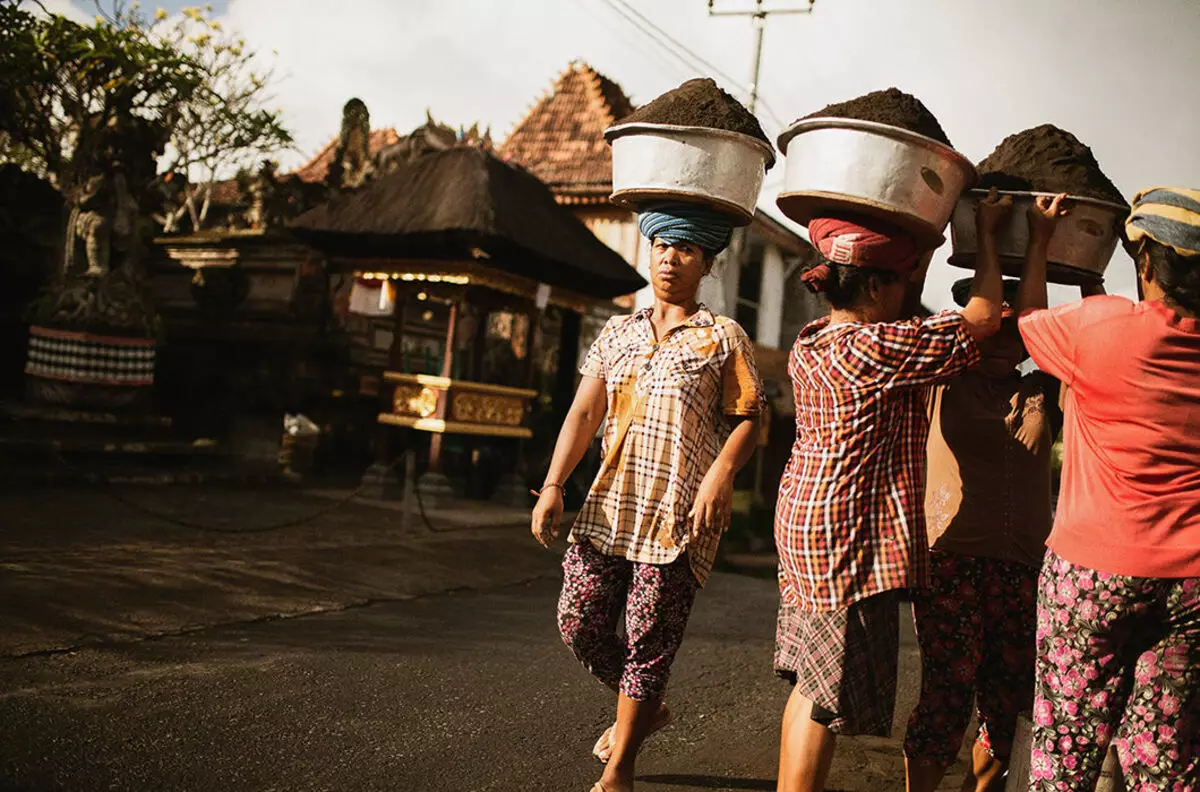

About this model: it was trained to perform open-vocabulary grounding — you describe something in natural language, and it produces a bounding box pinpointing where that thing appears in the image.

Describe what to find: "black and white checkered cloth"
[25,327,155,386]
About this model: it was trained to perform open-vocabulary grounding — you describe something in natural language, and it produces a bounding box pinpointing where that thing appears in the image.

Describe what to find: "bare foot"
[592,702,673,763]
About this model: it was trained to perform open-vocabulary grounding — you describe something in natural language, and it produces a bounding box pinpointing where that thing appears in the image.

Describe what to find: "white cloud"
[20,0,90,22]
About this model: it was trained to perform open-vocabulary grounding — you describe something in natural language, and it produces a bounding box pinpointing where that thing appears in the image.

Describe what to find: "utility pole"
[707,0,815,114]
[707,0,814,510]
[701,0,816,326]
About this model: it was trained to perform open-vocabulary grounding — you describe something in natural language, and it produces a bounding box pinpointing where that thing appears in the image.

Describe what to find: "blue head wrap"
[636,202,734,255]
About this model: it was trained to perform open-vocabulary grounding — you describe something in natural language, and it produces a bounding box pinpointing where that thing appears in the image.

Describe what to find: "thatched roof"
[290,146,646,299]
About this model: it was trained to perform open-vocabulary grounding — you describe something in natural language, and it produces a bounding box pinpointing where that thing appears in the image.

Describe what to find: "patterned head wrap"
[1124,187,1200,258]
[800,214,921,293]
[952,277,1019,318]
[637,202,734,255]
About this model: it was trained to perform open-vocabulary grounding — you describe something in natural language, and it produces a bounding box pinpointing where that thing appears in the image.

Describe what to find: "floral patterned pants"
[557,541,699,702]
[1029,549,1200,790]
[904,549,1040,766]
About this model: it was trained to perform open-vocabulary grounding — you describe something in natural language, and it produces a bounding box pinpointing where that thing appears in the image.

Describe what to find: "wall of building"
[757,243,787,349]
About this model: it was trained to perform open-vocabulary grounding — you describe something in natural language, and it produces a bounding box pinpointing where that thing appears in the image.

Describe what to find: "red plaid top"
[775,311,980,612]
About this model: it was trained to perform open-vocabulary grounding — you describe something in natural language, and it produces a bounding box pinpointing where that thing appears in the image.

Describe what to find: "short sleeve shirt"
[775,311,980,612]
[570,305,765,586]
[1019,296,1200,577]
[925,370,1057,568]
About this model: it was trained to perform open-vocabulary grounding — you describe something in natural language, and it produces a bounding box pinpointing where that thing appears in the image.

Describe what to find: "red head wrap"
[801,214,921,293]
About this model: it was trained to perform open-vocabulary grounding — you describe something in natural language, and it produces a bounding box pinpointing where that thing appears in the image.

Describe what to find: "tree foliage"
[0,1,293,232]
[0,0,201,192]
[148,3,293,232]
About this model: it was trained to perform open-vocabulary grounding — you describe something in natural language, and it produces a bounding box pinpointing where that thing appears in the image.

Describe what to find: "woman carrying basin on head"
[903,194,1075,792]
[1018,187,1200,790]
[774,191,1009,792]
[530,202,765,792]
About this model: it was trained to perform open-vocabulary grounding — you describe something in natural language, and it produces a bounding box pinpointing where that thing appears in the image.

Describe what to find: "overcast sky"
[45,0,1200,308]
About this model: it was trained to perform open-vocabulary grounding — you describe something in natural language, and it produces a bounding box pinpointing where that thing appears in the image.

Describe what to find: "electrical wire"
[593,0,795,137]
[596,0,750,94]
[578,0,699,86]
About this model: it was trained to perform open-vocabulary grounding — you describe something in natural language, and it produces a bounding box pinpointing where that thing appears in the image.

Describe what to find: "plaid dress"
[569,305,765,586]
[772,311,979,734]
[775,311,980,613]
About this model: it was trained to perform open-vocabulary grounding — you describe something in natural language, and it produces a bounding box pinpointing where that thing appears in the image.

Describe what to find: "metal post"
[706,0,813,508]
[746,0,765,113]
[708,0,816,112]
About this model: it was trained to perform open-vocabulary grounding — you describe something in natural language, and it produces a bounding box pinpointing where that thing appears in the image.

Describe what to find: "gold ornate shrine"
[380,372,536,439]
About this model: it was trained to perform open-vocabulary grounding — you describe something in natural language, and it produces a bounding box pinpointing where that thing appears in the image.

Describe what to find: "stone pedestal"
[491,471,530,508]
[360,462,402,501]
[416,471,456,510]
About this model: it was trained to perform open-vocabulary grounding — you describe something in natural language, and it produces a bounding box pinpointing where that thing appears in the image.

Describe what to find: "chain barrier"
[411,473,441,532]
[43,446,536,536]
[49,448,366,535]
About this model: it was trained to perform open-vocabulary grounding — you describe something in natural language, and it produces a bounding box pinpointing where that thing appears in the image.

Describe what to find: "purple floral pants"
[557,541,698,702]
[1030,549,1200,790]
[905,549,1040,766]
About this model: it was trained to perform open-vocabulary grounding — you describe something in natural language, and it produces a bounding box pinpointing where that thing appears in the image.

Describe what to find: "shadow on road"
[638,773,775,790]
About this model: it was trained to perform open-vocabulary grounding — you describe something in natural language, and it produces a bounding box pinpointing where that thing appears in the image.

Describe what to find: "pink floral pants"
[556,541,698,702]
[1030,549,1200,790]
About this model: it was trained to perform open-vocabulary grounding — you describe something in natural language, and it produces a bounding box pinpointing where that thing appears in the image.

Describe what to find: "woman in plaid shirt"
[775,192,1011,792]
[530,203,765,792]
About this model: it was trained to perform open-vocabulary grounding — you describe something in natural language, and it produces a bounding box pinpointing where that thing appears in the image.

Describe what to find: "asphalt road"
[0,486,970,791]
[0,574,965,792]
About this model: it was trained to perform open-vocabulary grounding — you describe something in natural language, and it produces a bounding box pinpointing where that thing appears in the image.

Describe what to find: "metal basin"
[948,190,1129,285]
[775,118,977,247]
[604,122,776,226]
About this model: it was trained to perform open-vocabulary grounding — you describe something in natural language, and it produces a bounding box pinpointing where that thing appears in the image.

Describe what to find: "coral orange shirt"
[1019,295,1200,577]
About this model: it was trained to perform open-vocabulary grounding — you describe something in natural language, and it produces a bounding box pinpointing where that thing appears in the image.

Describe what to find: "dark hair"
[1143,240,1200,317]
[808,257,903,310]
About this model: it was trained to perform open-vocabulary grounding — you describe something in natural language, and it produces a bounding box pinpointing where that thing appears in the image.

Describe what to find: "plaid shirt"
[775,311,980,612]
[570,305,765,586]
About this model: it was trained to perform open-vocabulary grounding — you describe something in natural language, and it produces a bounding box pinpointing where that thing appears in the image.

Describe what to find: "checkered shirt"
[775,311,980,612]
[570,305,765,586]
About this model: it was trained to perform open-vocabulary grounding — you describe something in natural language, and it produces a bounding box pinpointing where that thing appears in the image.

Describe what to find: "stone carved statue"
[374,110,459,175]
[41,112,168,334]
[234,159,327,231]
[62,170,137,277]
[242,159,274,229]
[327,98,373,190]
[61,113,166,279]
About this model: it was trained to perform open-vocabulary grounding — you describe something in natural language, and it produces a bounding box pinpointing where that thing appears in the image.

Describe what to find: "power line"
[579,0,699,86]
[594,0,793,138]
[706,0,814,114]
[596,0,749,95]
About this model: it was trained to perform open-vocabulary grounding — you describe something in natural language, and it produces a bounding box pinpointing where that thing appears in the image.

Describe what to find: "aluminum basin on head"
[775,118,978,248]
[605,122,776,226]
[948,190,1130,285]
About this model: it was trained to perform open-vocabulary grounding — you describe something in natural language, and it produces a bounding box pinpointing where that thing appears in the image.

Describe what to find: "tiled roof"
[292,128,402,184]
[200,128,402,207]
[499,61,634,200]
[206,178,242,206]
